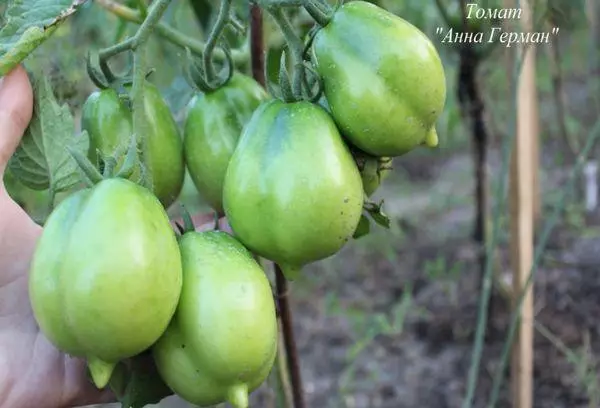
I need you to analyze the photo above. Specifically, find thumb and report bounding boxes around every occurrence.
[0,65,34,175]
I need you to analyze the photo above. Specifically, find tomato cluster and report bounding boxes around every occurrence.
[27,2,445,407]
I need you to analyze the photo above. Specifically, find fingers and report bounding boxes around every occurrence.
[0,65,34,174]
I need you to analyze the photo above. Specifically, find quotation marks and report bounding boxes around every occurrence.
[435,26,560,48]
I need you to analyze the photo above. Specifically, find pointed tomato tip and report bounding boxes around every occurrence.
[425,127,439,148]
[87,357,116,389]
[227,383,249,408]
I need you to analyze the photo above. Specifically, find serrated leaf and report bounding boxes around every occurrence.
[109,352,172,408]
[352,214,371,239]
[8,73,88,194]
[0,0,88,75]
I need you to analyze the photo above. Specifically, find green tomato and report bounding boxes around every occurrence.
[222,99,364,280]
[28,177,183,389]
[81,87,132,167]
[317,95,391,197]
[153,231,277,408]
[311,1,447,157]
[183,74,268,216]
[81,83,185,209]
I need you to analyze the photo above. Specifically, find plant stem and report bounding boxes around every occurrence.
[95,0,248,63]
[131,43,151,190]
[133,0,172,48]
[99,37,135,60]
[202,0,232,84]
[275,265,305,408]
[125,0,174,192]
[303,0,332,26]
[267,8,305,100]
[250,4,265,85]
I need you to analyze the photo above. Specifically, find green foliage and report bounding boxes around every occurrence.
[0,0,89,75]
[7,74,88,202]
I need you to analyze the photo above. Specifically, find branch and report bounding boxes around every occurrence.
[267,8,305,99]
[95,0,248,63]
[275,266,306,408]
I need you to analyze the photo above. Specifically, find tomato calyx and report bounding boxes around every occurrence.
[69,132,146,189]
[302,0,336,27]
[264,8,323,104]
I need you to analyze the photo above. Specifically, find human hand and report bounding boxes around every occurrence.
[0,66,114,408]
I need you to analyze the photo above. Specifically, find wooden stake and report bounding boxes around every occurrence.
[509,1,536,407]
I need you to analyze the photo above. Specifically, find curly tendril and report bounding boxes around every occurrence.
[185,43,234,93]
[86,52,109,89]
[180,0,238,93]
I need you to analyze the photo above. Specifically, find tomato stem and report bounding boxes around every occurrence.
[267,7,305,101]
[115,135,139,179]
[302,0,333,27]
[68,146,104,187]
[202,0,233,88]
[95,0,249,64]
[85,52,109,89]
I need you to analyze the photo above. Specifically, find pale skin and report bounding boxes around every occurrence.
[0,66,230,408]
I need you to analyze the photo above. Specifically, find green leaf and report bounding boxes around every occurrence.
[109,351,172,408]
[352,214,371,239]
[8,73,89,194]
[364,200,391,229]
[0,0,88,75]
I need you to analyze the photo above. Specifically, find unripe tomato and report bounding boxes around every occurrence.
[317,95,392,197]
[153,231,277,408]
[143,83,186,208]
[222,99,363,279]
[28,178,182,389]
[81,83,185,209]
[311,1,447,157]
[81,88,132,167]
[183,74,268,215]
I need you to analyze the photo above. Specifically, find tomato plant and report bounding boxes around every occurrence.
[0,0,447,406]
